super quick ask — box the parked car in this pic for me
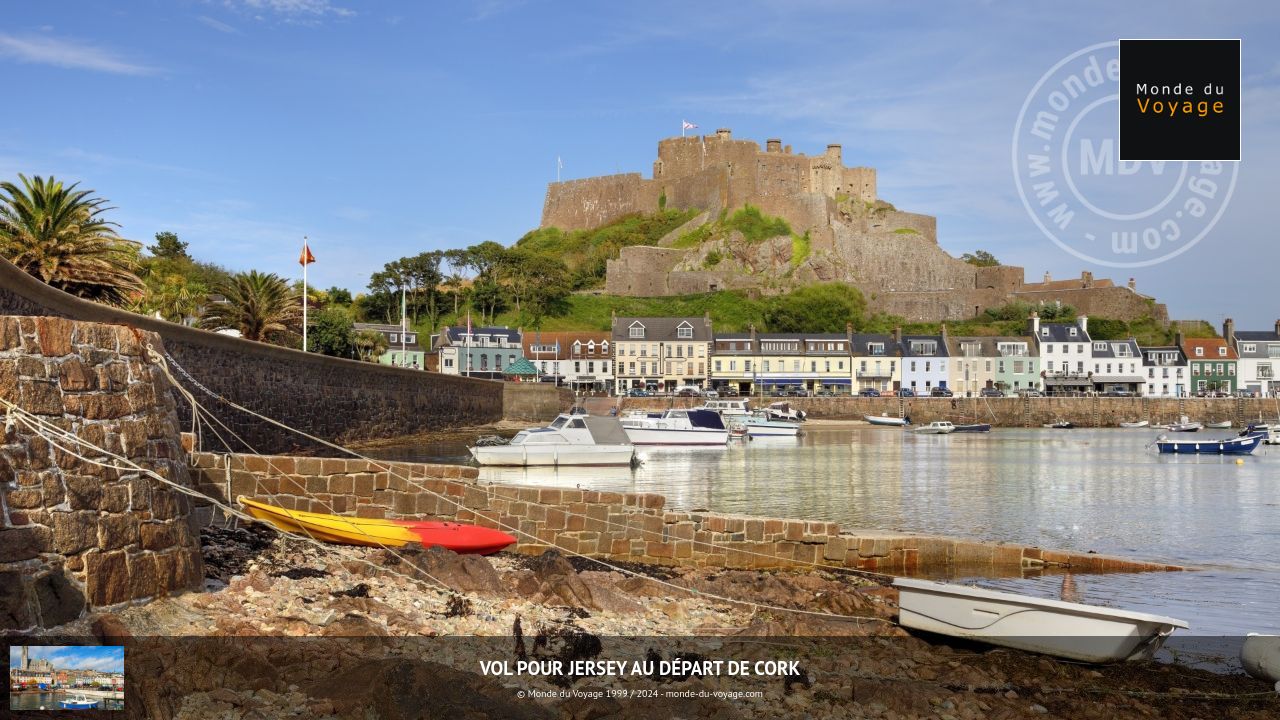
[929,387,954,397]
[627,388,650,397]
[1101,389,1133,397]
[814,389,833,397]
[859,388,881,397]
[720,387,739,397]
[979,388,1004,398]
[784,388,807,397]
[1017,389,1044,397]
[674,386,702,397]
[704,390,720,399]
[894,388,915,398]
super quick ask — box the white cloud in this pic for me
[197,15,241,34]
[0,33,158,76]
[223,0,355,22]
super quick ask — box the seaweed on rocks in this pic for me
[331,583,371,598]
[272,567,330,581]
[200,523,277,582]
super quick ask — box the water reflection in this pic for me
[369,427,1280,635]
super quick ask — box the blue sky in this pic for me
[2,1,1277,326]
[9,645,125,673]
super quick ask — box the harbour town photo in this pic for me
[2,2,1279,719]
[9,645,124,711]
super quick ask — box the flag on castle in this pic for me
[299,242,315,266]
[682,120,698,130]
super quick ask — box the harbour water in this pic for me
[370,426,1280,638]
[9,691,124,711]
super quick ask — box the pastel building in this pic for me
[851,334,900,393]
[1142,337,1190,398]
[898,330,950,393]
[709,326,854,395]
[1182,335,1237,395]
[1031,314,1093,395]
[612,314,713,393]
[1088,338,1144,395]
[352,322,426,368]
[1225,318,1280,397]
[946,335,1040,396]
[432,325,524,381]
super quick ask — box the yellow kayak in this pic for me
[237,496,517,553]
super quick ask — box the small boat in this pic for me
[621,408,729,445]
[697,398,751,417]
[1043,420,1074,429]
[865,414,910,427]
[893,578,1188,663]
[470,412,634,466]
[741,409,802,437]
[59,696,100,710]
[1154,431,1264,455]
[951,423,992,433]
[1241,634,1280,684]
[766,401,806,422]
[1241,423,1280,445]
[1205,420,1232,429]
[912,421,955,434]
[1119,420,1149,428]
[1163,415,1202,432]
[239,497,517,553]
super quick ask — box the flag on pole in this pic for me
[557,156,563,170]
[299,242,316,266]
[682,120,698,130]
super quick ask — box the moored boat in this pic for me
[912,421,955,434]
[470,412,634,466]
[1154,431,1263,455]
[697,398,751,417]
[893,578,1188,663]
[865,414,910,427]
[766,401,806,422]
[1043,420,1074,429]
[59,696,100,710]
[621,408,729,445]
[239,497,518,553]
[951,423,992,433]
[1240,423,1280,445]
[1119,420,1149,428]
[1163,415,1203,432]
[1205,420,1232,429]
[741,409,802,437]
[1241,633,1280,685]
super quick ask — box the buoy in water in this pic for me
[1236,458,1245,465]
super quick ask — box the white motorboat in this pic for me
[470,413,634,466]
[1118,420,1149,428]
[1240,423,1280,445]
[697,398,752,417]
[1163,415,1203,432]
[912,421,954,434]
[865,414,910,427]
[621,408,729,445]
[893,578,1188,663]
[59,695,100,710]
[741,409,801,437]
[766,401,806,422]
[1205,420,1232,429]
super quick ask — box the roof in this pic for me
[1233,330,1280,358]
[612,316,713,342]
[1088,338,1141,359]
[353,323,423,351]
[1181,337,1238,360]
[850,333,898,356]
[900,335,949,357]
[502,358,540,376]
[1141,345,1188,364]
[945,336,1034,357]
[522,331,611,359]
[442,325,522,344]
[1035,322,1091,343]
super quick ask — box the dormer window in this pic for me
[1218,347,1226,356]
[1041,328,1049,336]
[1093,342,1107,352]
[867,342,884,355]
[1195,347,1203,357]
[1069,328,1078,336]
[629,322,646,338]
[677,321,694,339]
[602,341,609,352]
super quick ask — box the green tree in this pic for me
[200,270,301,343]
[0,174,144,305]
[138,273,205,323]
[504,249,570,323]
[470,278,506,324]
[148,231,190,261]
[764,283,867,333]
[325,286,353,305]
[961,250,1000,267]
[353,329,389,362]
[308,305,357,357]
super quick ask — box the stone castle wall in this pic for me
[191,451,1177,577]
[1,317,204,631]
[0,259,568,455]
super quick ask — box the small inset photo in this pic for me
[9,645,125,712]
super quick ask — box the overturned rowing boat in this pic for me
[239,496,517,554]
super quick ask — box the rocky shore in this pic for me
[26,524,1276,720]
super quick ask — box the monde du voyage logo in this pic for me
[1012,40,1240,268]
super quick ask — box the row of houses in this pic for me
[353,314,1280,398]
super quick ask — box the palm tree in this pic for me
[0,174,144,305]
[443,272,466,315]
[200,270,301,342]
[353,329,389,362]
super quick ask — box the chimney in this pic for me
[1081,271,1093,287]
[1223,318,1235,345]
[1077,315,1088,335]
[1128,277,1137,290]
[940,322,948,341]
[766,138,782,153]
[1028,311,1040,337]
[1043,271,1052,283]
[893,326,902,344]
[749,323,758,344]
[715,128,732,141]
[846,321,854,345]
[1275,319,1280,337]
[1175,331,1185,348]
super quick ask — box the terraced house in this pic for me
[522,331,613,392]
[1088,337,1144,395]
[432,325,524,380]
[1142,336,1190,398]
[1224,318,1280,397]
[611,313,713,393]
[709,326,854,395]
[1031,314,1093,396]
[1181,335,1237,395]
[851,334,900,393]
[898,329,950,394]
[946,335,1040,396]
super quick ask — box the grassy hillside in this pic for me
[514,209,698,288]
[439,291,771,332]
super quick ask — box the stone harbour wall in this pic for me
[1,317,204,632]
[191,451,1179,577]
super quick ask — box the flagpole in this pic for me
[301,236,308,353]
[556,156,561,183]
[400,283,407,367]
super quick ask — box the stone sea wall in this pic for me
[0,317,204,632]
[191,451,1178,577]
[0,258,566,454]
[620,395,1277,427]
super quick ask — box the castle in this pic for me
[541,129,1167,323]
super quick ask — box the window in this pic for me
[985,360,992,372]
[999,360,1006,373]
[1229,364,1236,376]
[574,361,581,373]
[1013,360,1024,374]
[1041,328,1049,336]
[1260,364,1274,379]
[1114,344,1133,357]
[1094,342,1108,352]
[744,360,752,372]
[1242,343,1257,354]
[1078,344,1085,353]
[406,334,415,344]
[629,323,645,338]
[1046,344,1053,353]
[629,362,635,374]
[910,341,937,355]
[1069,328,1077,336]
[1047,361,1054,371]
[714,360,721,372]
[1270,345,1280,358]
[860,360,867,372]
[390,333,398,343]
[1192,363,1200,374]
[730,361,737,371]
[444,358,453,368]
[1218,347,1226,356]
[961,342,982,356]
[1194,347,1203,357]
[868,342,885,355]
[763,360,771,372]
[911,361,917,372]
[677,322,693,339]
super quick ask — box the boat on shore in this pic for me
[1241,634,1280,685]
[697,398,751,417]
[1119,420,1149,428]
[470,412,634,466]
[893,578,1188,663]
[1043,420,1074,429]
[952,423,992,433]
[239,497,518,553]
[621,408,729,445]
[865,414,910,427]
[741,409,802,437]
[1154,431,1264,455]
[1205,420,1232,429]
[1163,416,1203,432]
[913,421,955,435]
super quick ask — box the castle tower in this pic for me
[21,645,29,670]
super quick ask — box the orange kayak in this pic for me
[238,496,517,554]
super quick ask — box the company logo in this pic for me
[1012,42,1238,268]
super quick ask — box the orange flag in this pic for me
[299,242,316,266]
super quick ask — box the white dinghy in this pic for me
[1241,634,1280,686]
[893,578,1188,663]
